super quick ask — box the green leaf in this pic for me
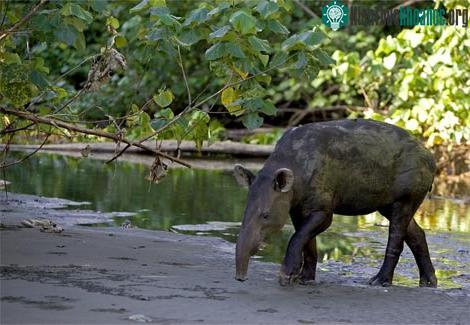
[115,36,127,48]
[64,17,87,32]
[281,34,299,51]
[3,53,21,65]
[260,100,277,116]
[150,7,170,16]
[299,31,325,46]
[267,19,289,35]
[313,49,336,66]
[106,16,120,29]
[258,54,269,67]
[295,51,307,69]
[405,118,419,131]
[153,89,174,107]
[383,52,397,70]
[55,25,77,46]
[147,28,168,41]
[229,11,257,35]
[209,25,231,39]
[61,3,93,24]
[242,112,264,129]
[207,2,230,18]
[176,30,203,46]
[183,8,209,26]
[151,8,180,26]
[89,0,108,12]
[248,36,271,53]
[205,43,226,60]
[31,71,49,89]
[270,51,288,68]
[256,0,279,18]
[73,32,86,50]
[188,110,210,150]
[226,42,246,58]
[130,0,149,13]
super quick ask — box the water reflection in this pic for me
[4,152,469,289]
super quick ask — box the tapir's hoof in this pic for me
[419,276,437,288]
[298,278,315,286]
[278,271,299,287]
[368,274,391,287]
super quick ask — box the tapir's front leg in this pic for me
[280,211,332,286]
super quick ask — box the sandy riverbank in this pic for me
[1,193,469,324]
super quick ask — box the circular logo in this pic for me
[322,0,349,31]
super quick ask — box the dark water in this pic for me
[3,153,469,289]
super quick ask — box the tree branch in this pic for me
[0,0,48,42]
[293,0,318,19]
[0,107,192,168]
[0,122,36,135]
[177,45,192,108]
[0,133,50,168]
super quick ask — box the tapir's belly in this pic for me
[329,167,396,216]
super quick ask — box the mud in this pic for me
[1,193,469,324]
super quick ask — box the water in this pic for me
[3,153,469,290]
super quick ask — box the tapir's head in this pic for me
[233,164,294,281]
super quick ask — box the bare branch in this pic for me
[0,0,48,42]
[0,133,50,168]
[106,143,131,164]
[293,0,318,19]
[53,89,85,114]
[0,122,36,135]
[0,107,192,168]
[177,46,192,108]
[106,54,296,159]
[392,0,428,11]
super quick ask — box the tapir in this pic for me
[234,119,437,287]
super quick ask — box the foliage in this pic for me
[0,0,468,168]
[0,0,335,162]
[241,128,284,145]
[354,25,470,147]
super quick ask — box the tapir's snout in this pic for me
[235,225,261,282]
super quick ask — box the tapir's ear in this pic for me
[273,168,294,193]
[234,164,255,187]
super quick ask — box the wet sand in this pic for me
[1,193,469,324]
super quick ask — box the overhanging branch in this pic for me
[0,107,192,168]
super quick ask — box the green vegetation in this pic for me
[0,0,468,170]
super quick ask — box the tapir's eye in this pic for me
[260,213,269,220]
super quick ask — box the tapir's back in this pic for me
[265,119,435,213]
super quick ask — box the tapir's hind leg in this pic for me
[405,218,437,287]
[378,205,437,287]
[370,200,418,287]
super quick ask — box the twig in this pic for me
[0,0,48,42]
[106,54,296,160]
[0,107,192,168]
[177,45,192,108]
[0,133,50,168]
[0,122,36,135]
[106,144,131,164]
[53,89,85,114]
[293,0,318,19]
[360,87,373,108]
[26,54,99,112]
[392,0,427,10]
[0,1,10,30]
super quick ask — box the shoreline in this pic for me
[1,192,469,324]
[2,146,468,200]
